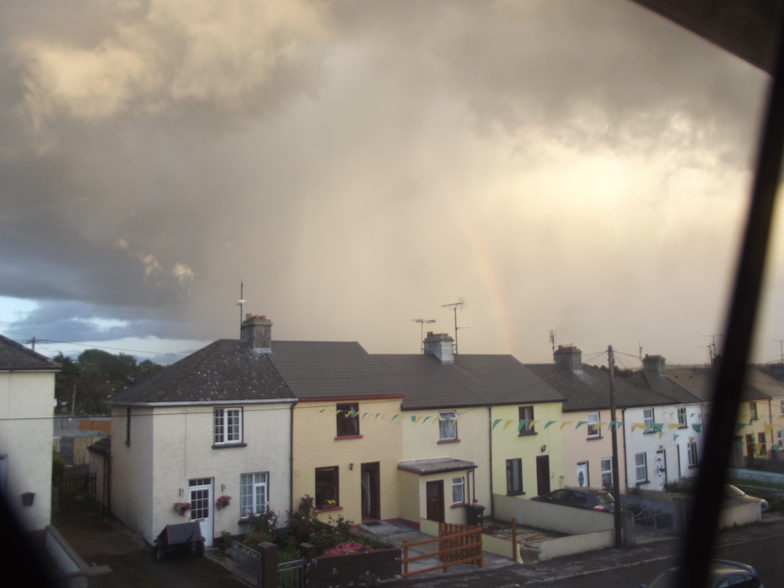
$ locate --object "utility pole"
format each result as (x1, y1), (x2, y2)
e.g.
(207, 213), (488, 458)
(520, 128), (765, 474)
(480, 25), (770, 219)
(608, 345), (623, 548)
(411, 319), (436, 353)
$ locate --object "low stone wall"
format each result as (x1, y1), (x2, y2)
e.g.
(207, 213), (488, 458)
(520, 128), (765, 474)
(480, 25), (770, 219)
(719, 500), (760, 528)
(537, 529), (614, 561)
(494, 494), (613, 535)
(729, 467), (784, 486)
(305, 546), (402, 588)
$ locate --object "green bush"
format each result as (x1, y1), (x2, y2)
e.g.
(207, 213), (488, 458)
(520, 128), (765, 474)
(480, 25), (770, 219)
(52, 452), (65, 486)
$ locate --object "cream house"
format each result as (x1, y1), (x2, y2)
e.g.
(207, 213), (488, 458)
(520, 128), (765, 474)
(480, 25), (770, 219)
(0, 334), (59, 533)
(109, 317), (296, 546)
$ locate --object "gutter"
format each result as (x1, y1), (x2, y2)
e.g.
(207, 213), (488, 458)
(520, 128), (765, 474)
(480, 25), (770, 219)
(107, 398), (297, 408)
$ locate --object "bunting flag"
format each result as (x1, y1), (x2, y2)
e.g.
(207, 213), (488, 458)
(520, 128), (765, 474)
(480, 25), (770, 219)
(560, 421), (573, 429)
(689, 436), (695, 443)
(667, 424), (681, 430)
(422, 416), (432, 424)
(674, 434), (680, 441)
(631, 423), (645, 432)
(765, 423), (773, 435)
(362, 412), (369, 420)
(503, 420), (515, 430)
(319, 408), (326, 413)
(492, 419), (503, 430)
(692, 424), (702, 433)
(544, 421), (556, 430)
(690, 413), (696, 418)
(518, 420), (530, 432)
(658, 431), (665, 438)
(391, 415), (400, 422)
(652, 423), (664, 433)
(576, 421), (587, 429)
(530, 420), (539, 428)
(375, 413), (382, 420)
(737, 423), (749, 431)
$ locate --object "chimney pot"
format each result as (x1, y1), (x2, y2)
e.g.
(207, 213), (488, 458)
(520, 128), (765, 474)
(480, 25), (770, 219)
(423, 332), (454, 364)
(241, 314), (273, 351)
(554, 345), (582, 371)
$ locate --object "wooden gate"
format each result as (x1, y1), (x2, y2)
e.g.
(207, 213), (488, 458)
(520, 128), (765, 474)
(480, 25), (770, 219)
(56, 472), (96, 512)
(401, 523), (482, 577)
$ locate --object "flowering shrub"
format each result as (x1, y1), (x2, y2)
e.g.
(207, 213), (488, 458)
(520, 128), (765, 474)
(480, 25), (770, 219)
(216, 495), (231, 510)
(322, 542), (374, 556)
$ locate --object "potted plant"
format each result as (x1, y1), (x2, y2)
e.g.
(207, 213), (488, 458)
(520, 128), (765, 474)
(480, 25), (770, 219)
(216, 495), (232, 510)
(173, 502), (192, 516)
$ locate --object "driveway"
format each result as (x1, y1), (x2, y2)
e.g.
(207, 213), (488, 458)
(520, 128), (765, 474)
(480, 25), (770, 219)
(53, 511), (243, 587)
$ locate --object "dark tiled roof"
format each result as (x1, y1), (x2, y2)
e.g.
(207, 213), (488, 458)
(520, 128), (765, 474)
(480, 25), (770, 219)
(625, 370), (704, 404)
(373, 354), (564, 410)
(526, 363), (673, 412)
(267, 341), (404, 399)
(0, 334), (60, 371)
(108, 340), (294, 404)
(87, 435), (111, 456)
(665, 366), (784, 401)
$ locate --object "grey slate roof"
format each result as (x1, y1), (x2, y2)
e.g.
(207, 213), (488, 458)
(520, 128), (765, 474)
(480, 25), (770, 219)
(398, 458), (477, 475)
(87, 435), (111, 456)
(664, 366), (784, 402)
(526, 363), (673, 412)
(625, 369), (705, 405)
(373, 354), (564, 410)
(108, 340), (295, 404)
(267, 341), (404, 400)
(0, 334), (60, 371)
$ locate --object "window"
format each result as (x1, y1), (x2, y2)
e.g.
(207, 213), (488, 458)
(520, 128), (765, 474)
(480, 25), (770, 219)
(757, 432), (766, 456)
(587, 412), (601, 438)
(601, 458), (612, 489)
(214, 408), (242, 445)
(778, 430), (783, 449)
(750, 401), (758, 421)
(688, 442), (699, 468)
(439, 411), (458, 441)
(643, 408), (654, 433)
(781, 400), (784, 415)
(635, 452), (648, 484)
(336, 403), (359, 437)
(240, 472), (268, 517)
(315, 466), (339, 508)
(519, 406), (535, 435)
(506, 458), (523, 495)
(677, 407), (687, 428)
(452, 477), (465, 505)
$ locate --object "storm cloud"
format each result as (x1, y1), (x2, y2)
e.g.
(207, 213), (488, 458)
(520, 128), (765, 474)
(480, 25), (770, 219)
(0, 0), (778, 364)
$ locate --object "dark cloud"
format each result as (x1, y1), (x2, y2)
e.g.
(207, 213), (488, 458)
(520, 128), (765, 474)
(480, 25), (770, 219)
(0, 0), (776, 363)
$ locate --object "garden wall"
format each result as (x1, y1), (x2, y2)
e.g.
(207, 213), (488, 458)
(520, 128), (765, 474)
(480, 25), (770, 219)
(493, 494), (613, 535)
(305, 546), (402, 588)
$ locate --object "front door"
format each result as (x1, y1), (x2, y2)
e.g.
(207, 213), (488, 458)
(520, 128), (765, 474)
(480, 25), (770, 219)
(189, 478), (213, 547)
(656, 449), (668, 488)
(361, 462), (380, 521)
(426, 480), (445, 522)
(576, 462), (589, 487)
(536, 455), (551, 496)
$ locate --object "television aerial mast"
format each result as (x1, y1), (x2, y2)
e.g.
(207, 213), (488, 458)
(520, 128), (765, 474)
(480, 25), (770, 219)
(411, 319), (436, 353)
(237, 280), (246, 336)
(441, 298), (465, 354)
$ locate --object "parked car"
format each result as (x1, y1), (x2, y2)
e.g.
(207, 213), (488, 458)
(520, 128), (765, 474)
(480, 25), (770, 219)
(532, 486), (615, 513)
(641, 559), (764, 588)
(724, 484), (769, 512)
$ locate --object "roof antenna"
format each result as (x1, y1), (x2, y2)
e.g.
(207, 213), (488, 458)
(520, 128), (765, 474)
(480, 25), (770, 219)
(441, 298), (465, 354)
(550, 330), (556, 357)
(237, 280), (246, 337)
(412, 319), (436, 353)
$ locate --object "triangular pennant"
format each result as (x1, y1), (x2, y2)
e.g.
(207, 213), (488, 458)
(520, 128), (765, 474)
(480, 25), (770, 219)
(653, 423), (664, 433)
(667, 424), (681, 430)
(560, 421), (573, 429)
(391, 415), (400, 422)
(492, 419), (503, 430)
(319, 408), (326, 413)
(529, 420), (539, 428)
(674, 434), (680, 441)
(576, 421), (587, 429)
(503, 420), (515, 430)
(423, 416), (432, 424)
(544, 421), (556, 430)
(692, 424), (702, 433)
(362, 412), (369, 420)
(658, 431), (665, 438)
(517, 420), (528, 432)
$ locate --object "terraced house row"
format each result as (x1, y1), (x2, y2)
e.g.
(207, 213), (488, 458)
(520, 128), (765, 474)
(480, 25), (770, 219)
(103, 315), (784, 547)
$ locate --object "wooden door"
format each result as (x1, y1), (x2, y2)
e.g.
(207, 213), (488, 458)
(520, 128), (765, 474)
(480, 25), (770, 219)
(361, 462), (380, 521)
(426, 480), (445, 522)
(536, 455), (551, 496)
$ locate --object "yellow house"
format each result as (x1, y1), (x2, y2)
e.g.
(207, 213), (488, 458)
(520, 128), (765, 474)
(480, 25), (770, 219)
(266, 337), (405, 525)
(375, 332), (564, 527)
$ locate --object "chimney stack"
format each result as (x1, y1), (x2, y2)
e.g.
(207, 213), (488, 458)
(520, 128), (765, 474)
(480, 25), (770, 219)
(643, 354), (666, 375)
(241, 314), (272, 352)
(423, 332), (454, 364)
(554, 345), (582, 371)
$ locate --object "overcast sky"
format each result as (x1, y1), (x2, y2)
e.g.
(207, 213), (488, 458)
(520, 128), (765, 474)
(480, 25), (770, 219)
(0, 0), (781, 366)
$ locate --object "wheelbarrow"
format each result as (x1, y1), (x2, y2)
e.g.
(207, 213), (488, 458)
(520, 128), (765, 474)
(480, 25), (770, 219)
(154, 521), (205, 561)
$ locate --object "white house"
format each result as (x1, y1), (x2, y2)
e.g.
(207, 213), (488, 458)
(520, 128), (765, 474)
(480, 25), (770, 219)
(108, 317), (296, 546)
(0, 334), (59, 533)
(625, 355), (707, 490)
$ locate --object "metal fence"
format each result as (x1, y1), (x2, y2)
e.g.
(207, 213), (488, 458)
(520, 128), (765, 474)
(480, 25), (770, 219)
(278, 558), (305, 588)
(56, 472), (96, 512)
(634, 505), (674, 537)
(232, 541), (261, 588)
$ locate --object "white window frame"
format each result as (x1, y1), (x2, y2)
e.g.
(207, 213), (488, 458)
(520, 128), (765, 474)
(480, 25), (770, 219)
(635, 452), (648, 483)
(688, 442), (699, 468)
(601, 458), (613, 489)
(452, 477), (465, 505)
(519, 405), (535, 435)
(439, 411), (458, 441)
(240, 472), (268, 518)
(677, 407), (687, 428)
(587, 412), (601, 438)
(214, 407), (243, 445)
(506, 458), (523, 495)
(643, 408), (654, 433)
